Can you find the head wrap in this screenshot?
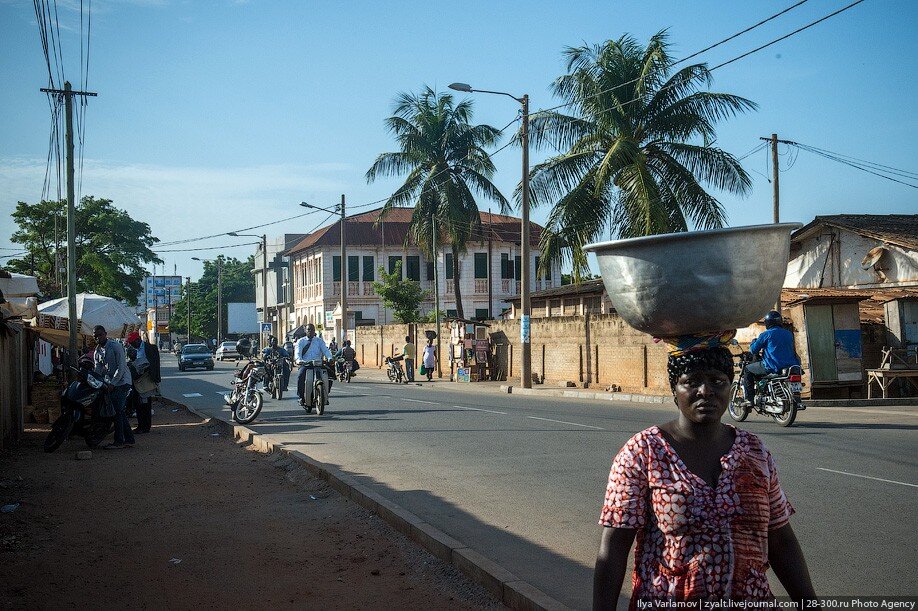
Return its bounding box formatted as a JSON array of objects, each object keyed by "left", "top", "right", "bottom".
[
  {"left": 655, "top": 329, "right": 736, "bottom": 357},
  {"left": 657, "top": 330, "right": 737, "bottom": 391},
  {"left": 126, "top": 331, "right": 141, "bottom": 344}
]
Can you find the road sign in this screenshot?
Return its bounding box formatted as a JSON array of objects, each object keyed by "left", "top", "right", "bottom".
[{"left": 260, "top": 322, "right": 272, "bottom": 334}]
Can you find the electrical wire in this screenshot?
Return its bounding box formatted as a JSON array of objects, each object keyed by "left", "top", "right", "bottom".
[
  {"left": 154, "top": 241, "right": 261, "bottom": 253},
  {"left": 793, "top": 143, "right": 918, "bottom": 179},
  {"left": 789, "top": 142, "right": 918, "bottom": 189}
]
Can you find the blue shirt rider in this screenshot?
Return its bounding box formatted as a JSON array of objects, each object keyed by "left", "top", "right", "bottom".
[{"left": 743, "top": 310, "right": 800, "bottom": 405}]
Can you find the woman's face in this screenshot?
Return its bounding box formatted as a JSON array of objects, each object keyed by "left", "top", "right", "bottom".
[{"left": 673, "top": 367, "right": 731, "bottom": 425}]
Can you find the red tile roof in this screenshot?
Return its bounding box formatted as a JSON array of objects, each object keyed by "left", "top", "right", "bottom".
[{"left": 285, "top": 207, "right": 542, "bottom": 255}]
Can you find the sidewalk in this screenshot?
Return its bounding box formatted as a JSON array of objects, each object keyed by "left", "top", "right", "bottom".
[{"left": 0, "top": 402, "right": 502, "bottom": 609}]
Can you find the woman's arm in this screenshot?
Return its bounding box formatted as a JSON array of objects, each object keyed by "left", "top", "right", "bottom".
[
  {"left": 768, "top": 523, "right": 816, "bottom": 600},
  {"left": 593, "top": 526, "right": 636, "bottom": 611}
]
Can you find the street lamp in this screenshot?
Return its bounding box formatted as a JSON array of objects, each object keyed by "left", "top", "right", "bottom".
[
  {"left": 301, "top": 197, "right": 347, "bottom": 346},
  {"left": 228, "top": 232, "right": 268, "bottom": 349},
  {"left": 449, "top": 82, "right": 532, "bottom": 388},
  {"left": 192, "top": 257, "right": 223, "bottom": 347}
]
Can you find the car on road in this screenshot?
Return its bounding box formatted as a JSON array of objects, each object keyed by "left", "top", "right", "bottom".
[
  {"left": 178, "top": 344, "right": 215, "bottom": 371},
  {"left": 214, "top": 341, "right": 240, "bottom": 361}
]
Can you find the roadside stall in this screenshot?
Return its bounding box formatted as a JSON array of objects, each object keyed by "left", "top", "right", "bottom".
[{"left": 446, "top": 318, "right": 492, "bottom": 382}]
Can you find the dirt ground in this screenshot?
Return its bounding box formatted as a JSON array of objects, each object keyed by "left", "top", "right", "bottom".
[{"left": 0, "top": 403, "right": 503, "bottom": 610}]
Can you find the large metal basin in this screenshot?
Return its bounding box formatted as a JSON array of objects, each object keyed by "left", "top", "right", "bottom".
[{"left": 583, "top": 223, "right": 801, "bottom": 337}]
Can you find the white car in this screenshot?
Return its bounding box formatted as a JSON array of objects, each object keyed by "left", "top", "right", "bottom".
[{"left": 215, "top": 341, "right": 239, "bottom": 361}]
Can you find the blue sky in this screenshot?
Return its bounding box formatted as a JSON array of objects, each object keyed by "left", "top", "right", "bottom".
[{"left": 1, "top": 0, "right": 915, "bottom": 281}]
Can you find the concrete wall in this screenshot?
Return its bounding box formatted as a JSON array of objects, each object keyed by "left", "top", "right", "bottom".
[{"left": 0, "top": 323, "right": 29, "bottom": 449}]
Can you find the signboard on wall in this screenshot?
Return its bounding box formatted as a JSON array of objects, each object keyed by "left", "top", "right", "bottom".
[{"left": 144, "top": 276, "right": 183, "bottom": 309}]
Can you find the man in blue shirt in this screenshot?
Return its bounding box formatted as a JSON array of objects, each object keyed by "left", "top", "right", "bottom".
[
  {"left": 295, "top": 324, "right": 332, "bottom": 408},
  {"left": 744, "top": 310, "right": 801, "bottom": 405}
]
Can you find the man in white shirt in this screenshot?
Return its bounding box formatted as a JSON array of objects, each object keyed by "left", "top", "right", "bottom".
[{"left": 295, "top": 324, "right": 332, "bottom": 408}]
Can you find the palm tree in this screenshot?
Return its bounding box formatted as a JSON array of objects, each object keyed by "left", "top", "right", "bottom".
[
  {"left": 367, "top": 87, "right": 508, "bottom": 318},
  {"left": 527, "top": 32, "right": 756, "bottom": 277}
]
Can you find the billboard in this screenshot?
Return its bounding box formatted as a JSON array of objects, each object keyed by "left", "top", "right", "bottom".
[
  {"left": 144, "top": 276, "right": 183, "bottom": 309},
  {"left": 227, "top": 302, "right": 258, "bottom": 334}
]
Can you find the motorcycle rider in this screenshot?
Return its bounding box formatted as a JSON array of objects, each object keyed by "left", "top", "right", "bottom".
[
  {"left": 743, "top": 310, "right": 801, "bottom": 406},
  {"left": 262, "top": 335, "right": 291, "bottom": 391},
  {"left": 335, "top": 339, "right": 359, "bottom": 377},
  {"left": 295, "top": 323, "right": 332, "bottom": 407}
]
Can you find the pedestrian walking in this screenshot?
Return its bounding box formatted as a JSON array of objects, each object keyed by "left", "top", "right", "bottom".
[
  {"left": 92, "top": 325, "right": 135, "bottom": 449},
  {"left": 422, "top": 339, "right": 436, "bottom": 381},
  {"left": 401, "top": 336, "right": 416, "bottom": 382},
  {"left": 126, "top": 331, "right": 160, "bottom": 434}
]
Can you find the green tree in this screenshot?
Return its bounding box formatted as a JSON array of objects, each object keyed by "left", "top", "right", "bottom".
[
  {"left": 170, "top": 256, "right": 256, "bottom": 340},
  {"left": 372, "top": 261, "right": 429, "bottom": 324},
  {"left": 527, "top": 32, "right": 755, "bottom": 277},
  {"left": 366, "top": 87, "right": 508, "bottom": 319},
  {"left": 7, "top": 197, "right": 162, "bottom": 303}
]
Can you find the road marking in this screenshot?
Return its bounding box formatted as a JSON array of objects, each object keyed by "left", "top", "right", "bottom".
[
  {"left": 403, "top": 398, "right": 439, "bottom": 405},
  {"left": 816, "top": 467, "right": 918, "bottom": 488},
  {"left": 182, "top": 393, "right": 203, "bottom": 398},
  {"left": 215, "top": 392, "right": 226, "bottom": 395},
  {"left": 453, "top": 405, "right": 507, "bottom": 415},
  {"left": 526, "top": 416, "right": 604, "bottom": 430}
]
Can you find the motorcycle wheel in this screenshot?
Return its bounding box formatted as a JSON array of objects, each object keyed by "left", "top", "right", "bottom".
[
  {"left": 44, "top": 413, "right": 75, "bottom": 453},
  {"left": 345, "top": 370, "right": 351, "bottom": 383},
  {"left": 727, "top": 381, "right": 749, "bottom": 422},
  {"left": 313, "top": 383, "right": 325, "bottom": 416},
  {"left": 86, "top": 418, "right": 113, "bottom": 448},
  {"left": 235, "top": 391, "right": 263, "bottom": 424},
  {"left": 773, "top": 399, "right": 798, "bottom": 427},
  {"left": 386, "top": 368, "right": 396, "bottom": 382},
  {"left": 274, "top": 374, "right": 284, "bottom": 400}
]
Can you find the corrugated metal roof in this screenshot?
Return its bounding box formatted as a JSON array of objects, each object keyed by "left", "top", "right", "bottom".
[
  {"left": 781, "top": 287, "right": 918, "bottom": 322},
  {"left": 285, "top": 207, "right": 542, "bottom": 255},
  {"left": 792, "top": 214, "right": 918, "bottom": 250}
]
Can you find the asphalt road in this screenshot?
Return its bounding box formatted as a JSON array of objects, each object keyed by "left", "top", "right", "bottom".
[{"left": 161, "top": 357, "right": 918, "bottom": 609}]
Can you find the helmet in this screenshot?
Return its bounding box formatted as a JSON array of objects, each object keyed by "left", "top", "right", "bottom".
[
  {"left": 269, "top": 335, "right": 278, "bottom": 347},
  {"left": 763, "top": 310, "right": 783, "bottom": 329},
  {"left": 235, "top": 337, "right": 252, "bottom": 358},
  {"left": 78, "top": 354, "right": 94, "bottom": 370}
]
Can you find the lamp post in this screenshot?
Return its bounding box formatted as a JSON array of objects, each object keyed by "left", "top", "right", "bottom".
[
  {"left": 228, "top": 232, "right": 268, "bottom": 348},
  {"left": 301, "top": 197, "right": 346, "bottom": 346},
  {"left": 185, "top": 276, "right": 192, "bottom": 343},
  {"left": 192, "top": 257, "right": 223, "bottom": 347},
  {"left": 449, "top": 82, "right": 532, "bottom": 388}
]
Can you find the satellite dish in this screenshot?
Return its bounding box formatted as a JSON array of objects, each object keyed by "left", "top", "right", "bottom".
[{"left": 861, "top": 245, "right": 887, "bottom": 269}]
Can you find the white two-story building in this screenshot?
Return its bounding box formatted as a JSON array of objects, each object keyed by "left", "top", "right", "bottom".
[{"left": 285, "top": 207, "right": 560, "bottom": 332}]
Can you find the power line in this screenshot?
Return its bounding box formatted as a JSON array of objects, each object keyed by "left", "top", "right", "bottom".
[
  {"left": 788, "top": 141, "right": 918, "bottom": 189},
  {"left": 154, "top": 241, "right": 261, "bottom": 253}
]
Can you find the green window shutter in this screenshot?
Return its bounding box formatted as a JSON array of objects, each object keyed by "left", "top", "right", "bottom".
[
  {"left": 501, "top": 253, "right": 511, "bottom": 279},
  {"left": 332, "top": 256, "right": 341, "bottom": 282},
  {"left": 426, "top": 261, "right": 435, "bottom": 281},
  {"left": 475, "top": 308, "right": 488, "bottom": 320},
  {"left": 348, "top": 256, "right": 359, "bottom": 281},
  {"left": 514, "top": 256, "right": 521, "bottom": 281},
  {"left": 406, "top": 256, "right": 420, "bottom": 281},
  {"left": 362, "top": 256, "right": 374, "bottom": 281},
  {"left": 474, "top": 253, "right": 488, "bottom": 279},
  {"left": 445, "top": 253, "right": 454, "bottom": 280},
  {"left": 446, "top": 309, "right": 457, "bottom": 318},
  {"left": 388, "top": 256, "right": 402, "bottom": 278}
]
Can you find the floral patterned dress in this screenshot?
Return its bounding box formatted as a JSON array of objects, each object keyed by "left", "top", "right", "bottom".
[{"left": 599, "top": 425, "right": 794, "bottom": 606}]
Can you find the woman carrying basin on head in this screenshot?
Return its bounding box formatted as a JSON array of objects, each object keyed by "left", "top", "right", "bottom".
[{"left": 592, "top": 332, "right": 816, "bottom": 608}]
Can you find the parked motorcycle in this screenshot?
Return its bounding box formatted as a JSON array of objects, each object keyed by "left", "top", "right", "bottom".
[
  {"left": 224, "top": 357, "right": 265, "bottom": 424},
  {"left": 385, "top": 356, "right": 405, "bottom": 384},
  {"left": 729, "top": 352, "right": 805, "bottom": 427},
  {"left": 44, "top": 361, "right": 115, "bottom": 452}
]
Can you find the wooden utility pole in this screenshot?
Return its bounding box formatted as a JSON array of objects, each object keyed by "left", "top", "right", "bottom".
[
  {"left": 339, "top": 194, "right": 347, "bottom": 346},
  {"left": 761, "top": 133, "right": 790, "bottom": 312},
  {"left": 433, "top": 215, "right": 442, "bottom": 378},
  {"left": 41, "top": 82, "right": 97, "bottom": 368}
]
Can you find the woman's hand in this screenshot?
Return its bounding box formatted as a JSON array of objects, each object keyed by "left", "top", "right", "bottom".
[
  {"left": 768, "top": 523, "right": 816, "bottom": 601},
  {"left": 593, "top": 527, "right": 635, "bottom": 610}
]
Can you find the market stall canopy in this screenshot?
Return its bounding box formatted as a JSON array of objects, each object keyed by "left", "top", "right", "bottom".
[
  {"left": 30, "top": 292, "right": 142, "bottom": 347},
  {"left": 0, "top": 271, "right": 40, "bottom": 319}
]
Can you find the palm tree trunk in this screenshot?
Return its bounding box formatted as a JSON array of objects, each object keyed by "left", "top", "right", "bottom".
[{"left": 451, "top": 244, "right": 464, "bottom": 319}]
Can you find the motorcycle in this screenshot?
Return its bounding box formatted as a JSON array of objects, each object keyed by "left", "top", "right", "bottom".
[
  {"left": 262, "top": 350, "right": 290, "bottom": 400},
  {"left": 336, "top": 357, "right": 354, "bottom": 383},
  {"left": 385, "top": 356, "right": 405, "bottom": 384},
  {"left": 297, "top": 360, "right": 328, "bottom": 415},
  {"left": 224, "top": 357, "right": 265, "bottom": 424},
  {"left": 44, "top": 363, "right": 115, "bottom": 452},
  {"left": 729, "top": 352, "right": 805, "bottom": 427}
]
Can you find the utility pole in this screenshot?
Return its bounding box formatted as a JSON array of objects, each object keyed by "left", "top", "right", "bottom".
[
  {"left": 41, "top": 81, "right": 97, "bottom": 369},
  {"left": 761, "top": 133, "right": 791, "bottom": 312},
  {"left": 339, "top": 194, "right": 347, "bottom": 346},
  {"left": 186, "top": 277, "right": 192, "bottom": 343},
  {"left": 433, "top": 215, "right": 442, "bottom": 378},
  {"left": 520, "top": 94, "right": 532, "bottom": 389},
  {"left": 487, "top": 209, "right": 493, "bottom": 320},
  {"left": 217, "top": 259, "right": 223, "bottom": 346},
  {"left": 261, "top": 234, "right": 268, "bottom": 347}
]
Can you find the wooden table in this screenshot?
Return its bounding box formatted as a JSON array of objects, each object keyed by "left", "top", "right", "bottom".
[{"left": 866, "top": 368, "right": 918, "bottom": 399}]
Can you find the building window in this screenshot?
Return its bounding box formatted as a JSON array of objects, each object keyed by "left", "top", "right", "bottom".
[
  {"left": 426, "top": 261, "right": 435, "bottom": 281},
  {"left": 501, "top": 253, "right": 512, "bottom": 279},
  {"left": 332, "top": 256, "right": 341, "bottom": 282},
  {"left": 475, "top": 308, "right": 489, "bottom": 320},
  {"left": 446, "top": 309, "right": 457, "bottom": 318},
  {"left": 362, "top": 256, "right": 375, "bottom": 281},
  {"left": 445, "top": 253, "right": 453, "bottom": 280},
  {"left": 406, "top": 255, "right": 421, "bottom": 281},
  {"left": 348, "top": 256, "right": 359, "bottom": 282},
  {"left": 388, "top": 256, "right": 402, "bottom": 277},
  {"left": 474, "top": 253, "right": 488, "bottom": 279},
  {"left": 514, "top": 255, "right": 521, "bottom": 280}
]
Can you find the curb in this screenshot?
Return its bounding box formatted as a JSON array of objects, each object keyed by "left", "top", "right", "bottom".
[{"left": 177, "top": 399, "right": 570, "bottom": 611}]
